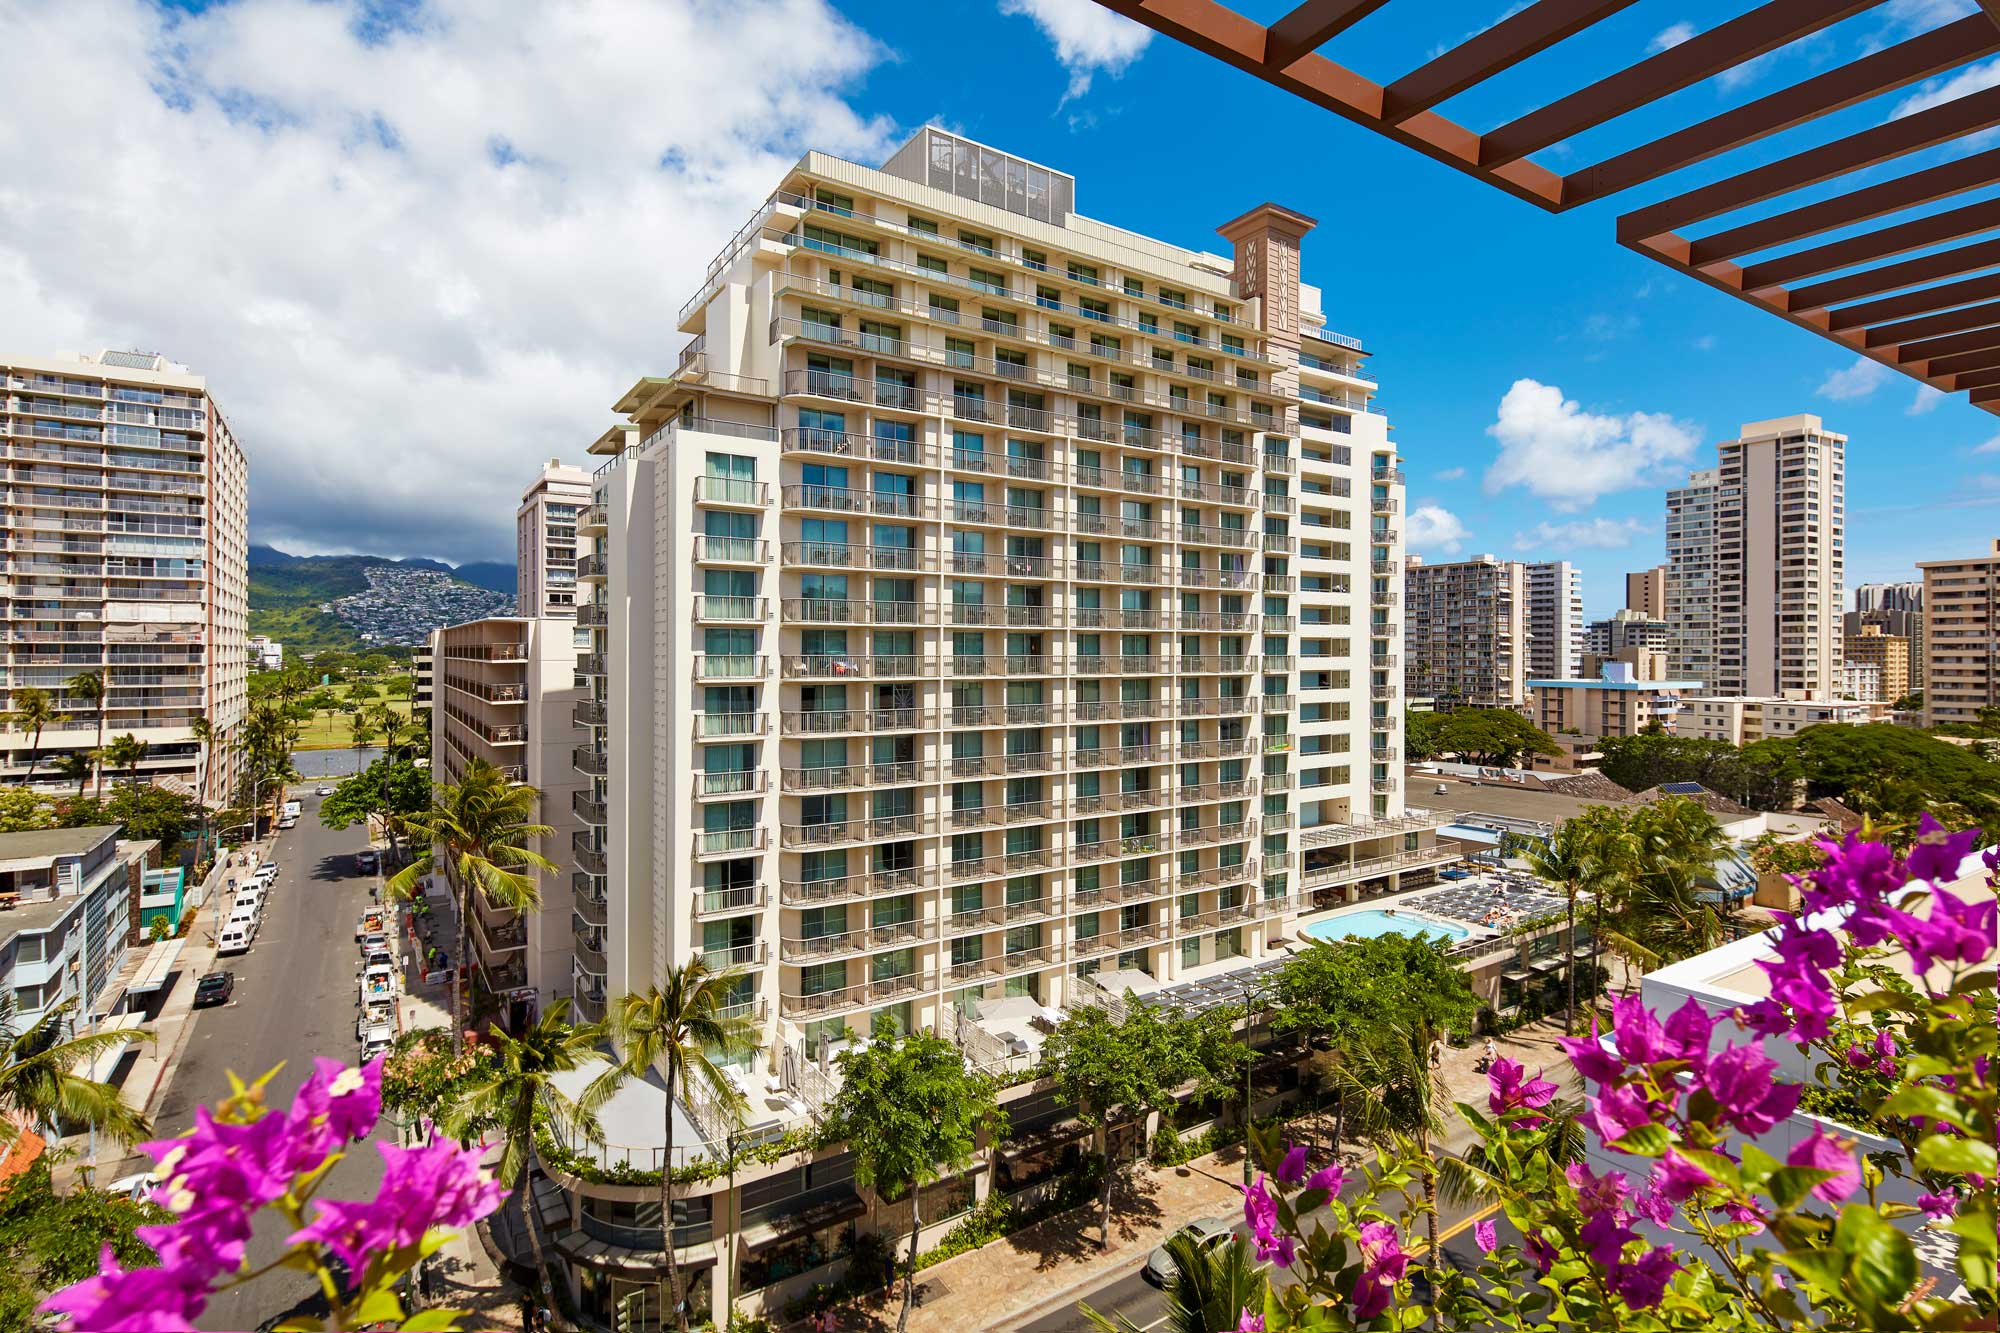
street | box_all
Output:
[1013,1169,1505,1333]
[155,785,402,1332]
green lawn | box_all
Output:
[292,699,415,751]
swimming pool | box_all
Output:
[1302,909,1471,944]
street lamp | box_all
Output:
[1238,978,1267,1185]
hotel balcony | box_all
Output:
[778,917,937,962]
[779,970,928,1019]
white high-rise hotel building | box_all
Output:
[573,129,1441,1052]
[0,351,249,799]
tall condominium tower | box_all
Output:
[1853,581,1922,614]
[1403,555,1528,707]
[1525,560,1583,681]
[516,459,592,619]
[1713,415,1845,698]
[1919,539,1999,728]
[1665,468,1719,688]
[572,127,1440,1070]
[0,351,248,800]
[1625,564,1666,620]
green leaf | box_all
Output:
[1606,1123,1672,1158]
[1768,1166,1835,1212]
[1834,1204,1920,1314]
[1916,1135,1998,1178]
[1774,1247,1848,1296]
[1739,1142,1781,1190]
[1878,1085,1972,1132]
[400,1310,473,1332]
[351,1287,405,1325]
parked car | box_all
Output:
[359,1022,395,1063]
[1143,1216,1237,1286]
[357,998,395,1039]
[253,862,279,885]
[315,785,333,796]
[193,972,235,1007]
[102,1172,155,1203]
[356,849,378,873]
[217,925,251,957]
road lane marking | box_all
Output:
[1412,1200,1503,1255]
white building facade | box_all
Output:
[516,460,592,620]
[1525,559,1583,682]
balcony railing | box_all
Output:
[692,884,766,918]
[779,970,928,1018]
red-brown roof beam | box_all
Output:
[1564,16,2000,206]
[1738,196,2000,289]
[1829,271,2000,329]
[1261,0,1395,70]
[1863,297,2000,346]
[1378,0,1639,125]
[1787,237,2000,311]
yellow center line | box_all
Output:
[1409,1200,1502,1255]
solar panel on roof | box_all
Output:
[1660,782,1707,796]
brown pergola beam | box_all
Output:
[1970,384,2000,405]
[1563,17,2000,207]
[1620,86,2000,241]
[1483,0,1885,170]
[1740,197,2000,288]
[1380,0,1637,124]
[1899,322,2000,363]
[1923,344,2000,376]
[1949,365,2000,389]
[1864,298,2000,347]
[1094,0,1567,207]
[1262,0,1393,68]
[1831,272,2000,330]
[1683,144,2000,264]
[1788,238,2000,311]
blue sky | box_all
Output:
[836,0,2000,618]
[3,0,1995,596]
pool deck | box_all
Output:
[1294,889,1497,947]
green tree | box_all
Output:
[1521,814,1620,1029]
[1595,732,1796,809]
[189,713,215,864]
[822,1021,1006,1333]
[1746,722,2000,831]
[100,734,147,787]
[0,1158,164,1329]
[385,759,555,1051]
[347,680,382,703]
[0,998,151,1148]
[1595,796,1734,971]
[349,708,379,760]
[1327,1020,1452,1283]
[1403,708,1445,763]
[0,790,54,834]
[52,751,94,800]
[58,786,200,857]
[1429,708,1561,768]
[64,671,105,796]
[1045,1004,1231,1249]
[2,686,66,786]
[587,961,758,1333]
[320,756,431,864]
[1082,1232,1268,1333]
[443,999,609,1308]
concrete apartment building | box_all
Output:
[410,642,434,725]
[1625,565,1667,620]
[1664,468,1718,687]
[1854,581,1921,614]
[0,351,249,801]
[1844,605,1924,691]
[428,617,584,1030]
[1404,555,1527,707]
[1711,415,1845,697]
[1840,660,1882,703]
[0,826,142,1033]
[1919,539,2000,728]
[1685,695,1871,745]
[557,125,1457,1322]
[1525,560,1583,681]
[1842,623,1909,703]
[1583,608,1669,676]
[516,460,592,619]
[1528,662,1701,739]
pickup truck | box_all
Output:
[360,1022,395,1063]
[359,963,396,1005]
[355,907,386,940]
[357,999,395,1040]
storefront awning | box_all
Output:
[125,938,186,994]
[83,1012,147,1084]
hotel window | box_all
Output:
[1067,261,1100,287]
[908,214,939,235]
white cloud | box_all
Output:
[1434,467,1467,482]
[1818,358,1894,401]
[0,0,898,563]
[1514,517,1648,551]
[1892,56,2000,120]
[1648,22,1696,53]
[1909,385,1946,415]
[1974,435,2000,454]
[1482,379,1701,511]
[1407,505,1470,557]
[998,0,1151,101]
[1693,334,1717,352]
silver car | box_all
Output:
[1143,1215,1237,1286]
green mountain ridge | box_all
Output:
[248,544,515,656]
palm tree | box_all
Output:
[3,687,67,786]
[349,709,379,761]
[1328,1020,1451,1274]
[189,714,214,863]
[1082,1232,1268,1333]
[1522,815,1612,1030]
[0,997,151,1148]
[101,734,148,788]
[588,961,758,1333]
[65,672,105,796]
[54,751,94,800]
[385,759,555,1053]
[441,1000,609,1304]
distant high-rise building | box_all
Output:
[1665,468,1718,687]
[1525,560,1583,681]
[1711,415,1845,697]
[515,460,591,619]
[1854,581,1922,614]
[1842,623,1910,704]
[1405,555,1527,706]
[1844,606,1925,690]
[0,351,248,802]
[1919,539,2000,728]
[1625,564,1667,620]
[1584,608,1670,676]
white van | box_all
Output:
[218,925,251,956]
[254,861,279,885]
[227,905,260,941]
[234,885,266,918]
